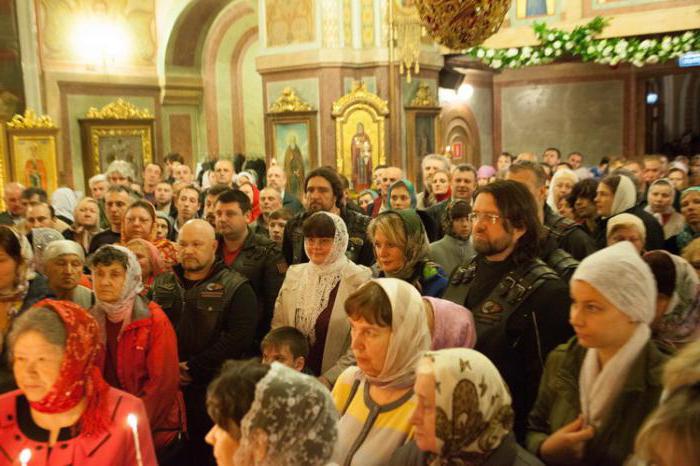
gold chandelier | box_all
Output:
[388,0,424,83]
[414,0,512,50]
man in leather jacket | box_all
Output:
[151,220,257,463]
[443,181,572,440]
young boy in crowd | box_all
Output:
[261,326,309,372]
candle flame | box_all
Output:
[127,413,138,429]
[19,448,32,463]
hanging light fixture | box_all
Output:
[388,0,424,83]
[414,0,512,50]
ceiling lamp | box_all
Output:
[414,0,512,49]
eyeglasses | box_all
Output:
[468,212,502,225]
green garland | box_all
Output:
[466,17,700,69]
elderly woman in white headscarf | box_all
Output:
[272,211,371,386]
[643,249,700,350]
[389,348,543,466]
[205,360,338,466]
[606,212,647,253]
[547,168,578,215]
[594,173,665,250]
[526,242,669,466]
[332,278,432,466]
[30,227,64,273]
[42,240,93,308]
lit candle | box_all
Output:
[126,413,144,466]
[19,448,31,466]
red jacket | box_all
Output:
[0,387,157,466]
[97,299,185,451]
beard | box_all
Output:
[471,231,513,257]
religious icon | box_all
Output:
[24,143,47,189]
[283,132,306,198]
[351,123,373,191]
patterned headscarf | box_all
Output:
[358,278,431,390]
[51,187,80,223]
[90,245,143,338]
[32,228,65,274]
[25,299,110,436]
[0,226,36,305]
[374,209,430,281]
[126,238,165,284]
[234,363,338,466]
[418,348,514,464]
[120,202,177,268]
[297,212,349,344]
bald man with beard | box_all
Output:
[150,219,258,462]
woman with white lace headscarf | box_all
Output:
[547,168,578,215]
[526,242,669,466]
[272,211,371,386]
[205,360,338,466]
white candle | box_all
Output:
[126,413,144,466]
[19,448,31,466]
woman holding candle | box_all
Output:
[89,245,185,460]
[0,299,157,465]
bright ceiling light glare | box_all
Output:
[457,83,474,101]
[71,17,130,66]
[646,92,659,105]
[438,87,457,104]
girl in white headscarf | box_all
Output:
[547,168,578,215]
[272,211,371,385]
[527,241,669,466]
[332,278,432,466]
[390,348,543,466]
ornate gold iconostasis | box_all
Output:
[2,110,60,201]
[78,99,155,188]
[332,82,389,193]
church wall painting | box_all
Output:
[265,111,318,199]
[0,0,24,121]
[264,0,315,47]
[6,130,59,194]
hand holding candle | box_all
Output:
[127,413,144,466]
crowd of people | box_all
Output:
[0,148,698,466]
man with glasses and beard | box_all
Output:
[282,166,374,266]
[443,180,572,440]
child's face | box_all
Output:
[262,344,303,371]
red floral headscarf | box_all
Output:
[27,299,110,436]
[241,182,262,223]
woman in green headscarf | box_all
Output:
[368,209,448,297]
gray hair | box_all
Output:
[106,160,136,181]
[421,154,450,171]
[88,174,107,187]
[7,307,67,359]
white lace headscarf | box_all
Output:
[233,362,338,466]
[296,212,349,343]
[90,244,143,339]
[417,348,514,464]
[572,241,656,428]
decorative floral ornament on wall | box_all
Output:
[466,17,700,70]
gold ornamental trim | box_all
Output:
[331,81,389,117]
[86,98,152,119]
[6,109,56,129]
[409,82,437,107]
[268,87,313,113]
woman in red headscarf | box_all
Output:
[238,181,262,224]
[0,299,157,465]
[121,199,177,269]
[126,238,166,295]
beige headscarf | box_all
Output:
[418,348,514,464]
[358,278,432,390]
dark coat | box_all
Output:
[526,337,667,466]
[282,191,304,214]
